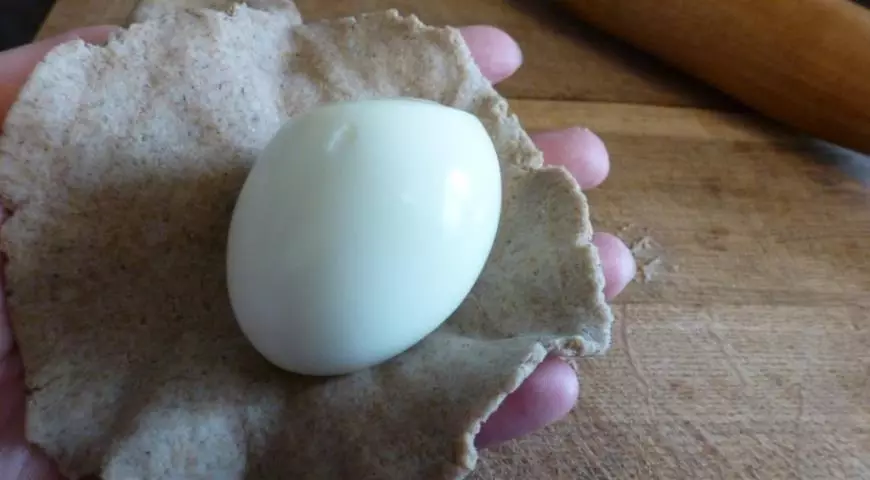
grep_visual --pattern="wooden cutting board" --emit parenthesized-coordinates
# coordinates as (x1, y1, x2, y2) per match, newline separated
(37, 1, 870, 479)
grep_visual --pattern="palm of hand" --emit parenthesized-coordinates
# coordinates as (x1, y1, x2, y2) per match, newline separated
(0, 25, 634, 479)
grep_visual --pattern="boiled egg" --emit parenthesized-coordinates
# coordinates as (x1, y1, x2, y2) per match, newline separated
(226, 98, 501, 376)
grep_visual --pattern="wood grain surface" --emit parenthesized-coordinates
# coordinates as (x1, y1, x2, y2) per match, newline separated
(559, 0, 870, 155)
(37, 1, 870, 479)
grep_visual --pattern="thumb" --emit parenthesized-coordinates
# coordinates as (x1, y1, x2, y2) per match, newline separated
(0, 83, 19, 130)
(0, 443, 66, 480)
(0, 25, 119, 85)
(0, 25, 119, 127)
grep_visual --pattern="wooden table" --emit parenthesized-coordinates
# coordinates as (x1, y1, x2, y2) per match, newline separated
(38, 1, 870, 479)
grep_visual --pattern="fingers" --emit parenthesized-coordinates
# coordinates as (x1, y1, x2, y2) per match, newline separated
(456, 26, 632, 297)
(0, 443, 65, 480)
(593, 233, 636, 300)
(0, 84, 18, 129)
(0, 25, 117, 86)
(532, 128, 610, 190)
(475, 232, 633, 449)
(529, 127, 632, 296)
(458, 26, 522, 84)
(458, 25, 631, 298)
(475, 122, 634, 449)
(458, 26, 612, 191)
(475, 356, 579, 449)
(0, 25, 118, 128)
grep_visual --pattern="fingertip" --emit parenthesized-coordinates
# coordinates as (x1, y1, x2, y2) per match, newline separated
(475, 356, 579, 449)
(459, 25, 523, 84)
(0, 83, 17, 128)
(592, 232, 636, 300)
(573, 128, 610, 187)
(534, 356, 580, 411)
(532, 127, 610, 189)
(0, 25, 120, 86)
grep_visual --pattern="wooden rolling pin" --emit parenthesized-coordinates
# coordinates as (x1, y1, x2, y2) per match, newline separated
(558, 0, 870, 154)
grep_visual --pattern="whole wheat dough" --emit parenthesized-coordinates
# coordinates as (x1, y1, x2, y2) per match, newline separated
(0, 6, 612, 479)
(129, 0, 302, 24)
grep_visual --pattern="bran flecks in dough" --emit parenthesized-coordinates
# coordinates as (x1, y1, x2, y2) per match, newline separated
(129, 0, 302, 24)
(0, 6, 612, 479)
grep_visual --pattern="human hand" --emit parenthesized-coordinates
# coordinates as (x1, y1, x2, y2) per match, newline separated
(0, 25, 635, 478)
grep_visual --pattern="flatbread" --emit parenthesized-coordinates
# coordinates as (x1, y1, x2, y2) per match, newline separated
(129, 0, 302, 24)
(0, 6, 612, 479)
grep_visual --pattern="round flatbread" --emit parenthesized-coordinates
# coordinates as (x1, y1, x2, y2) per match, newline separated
(0, 6, 612, 479)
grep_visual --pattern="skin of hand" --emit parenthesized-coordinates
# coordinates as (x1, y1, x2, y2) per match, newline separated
(0, 24, 635, 479)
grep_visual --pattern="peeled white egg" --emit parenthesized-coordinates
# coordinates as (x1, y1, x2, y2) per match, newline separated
(226, 98, 502, 376)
